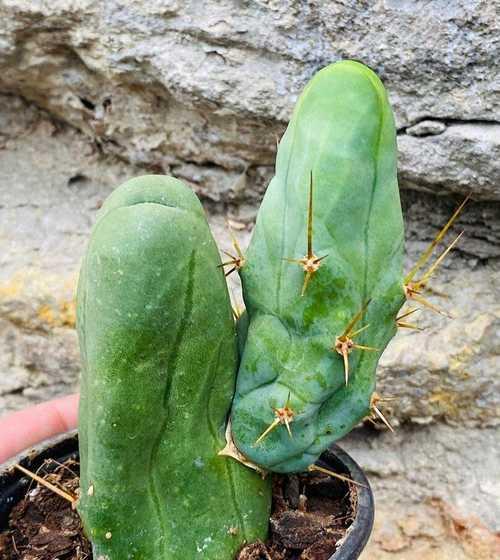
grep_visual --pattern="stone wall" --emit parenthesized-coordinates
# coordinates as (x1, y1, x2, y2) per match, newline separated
(0, 1, 499, 558)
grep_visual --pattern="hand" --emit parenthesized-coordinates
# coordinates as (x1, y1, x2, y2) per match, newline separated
(0, 393, 79, 464)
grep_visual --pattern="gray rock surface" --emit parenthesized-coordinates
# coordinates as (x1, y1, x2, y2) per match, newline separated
(399, 123, 500, 199)
(342, 424, 500, 531)
(0, 94, 137, 411)
(344, 425, 500, 559)
(0, 0, 499, 202)
(0, 1, 499, 553)
(406, 120, 447, 137)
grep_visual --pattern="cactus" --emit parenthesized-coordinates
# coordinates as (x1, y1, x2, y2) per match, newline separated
(76, 61, 467, 559)
(229, 60, 406, 473)
(77, 176, 271, 559)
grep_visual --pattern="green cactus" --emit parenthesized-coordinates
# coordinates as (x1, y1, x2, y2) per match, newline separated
(77, 175, 271, 559)
(75, 59, 464, 559)
(229, 60, 406, 473)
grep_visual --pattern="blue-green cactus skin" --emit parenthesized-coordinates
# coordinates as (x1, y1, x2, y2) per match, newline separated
(77, 176, 270, 559)
(230, 61, 405, 473)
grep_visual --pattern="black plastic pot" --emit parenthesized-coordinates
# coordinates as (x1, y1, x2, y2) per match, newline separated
(0, 433, 373, 559)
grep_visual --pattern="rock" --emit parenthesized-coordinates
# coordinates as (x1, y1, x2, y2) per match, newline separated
(399, 124, 500, 200)
(378, 266, 500, 428)
(360, 497, 500, 559)
(341, 423, 500, 532)
(406, 120, 447, 137)
(0, 1, 499, 200)
(0, 94, 136, 411)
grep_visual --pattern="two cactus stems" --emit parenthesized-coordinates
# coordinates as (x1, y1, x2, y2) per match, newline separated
(76, 60, 465, 559)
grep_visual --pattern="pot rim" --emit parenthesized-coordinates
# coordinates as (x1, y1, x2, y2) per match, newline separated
(0, 432, 373, 559)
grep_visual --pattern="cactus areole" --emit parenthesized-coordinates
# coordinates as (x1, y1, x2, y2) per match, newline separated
(230, 60, 405, 473)
(77, 60, 405, 558)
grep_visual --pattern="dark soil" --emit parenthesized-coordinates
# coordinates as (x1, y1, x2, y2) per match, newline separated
(238, 472, 356, 560)
(0, 459, 90, 560)
(0, 460, 356, 560)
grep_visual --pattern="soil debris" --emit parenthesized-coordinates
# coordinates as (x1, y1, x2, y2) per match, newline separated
(0, 459, 90, 560)
(237, 472, 356, 559)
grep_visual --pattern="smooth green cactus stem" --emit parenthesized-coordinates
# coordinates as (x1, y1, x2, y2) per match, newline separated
(77, 175, 271, 559)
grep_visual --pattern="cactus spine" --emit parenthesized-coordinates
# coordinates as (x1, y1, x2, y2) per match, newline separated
(77, 176, 271, 559)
